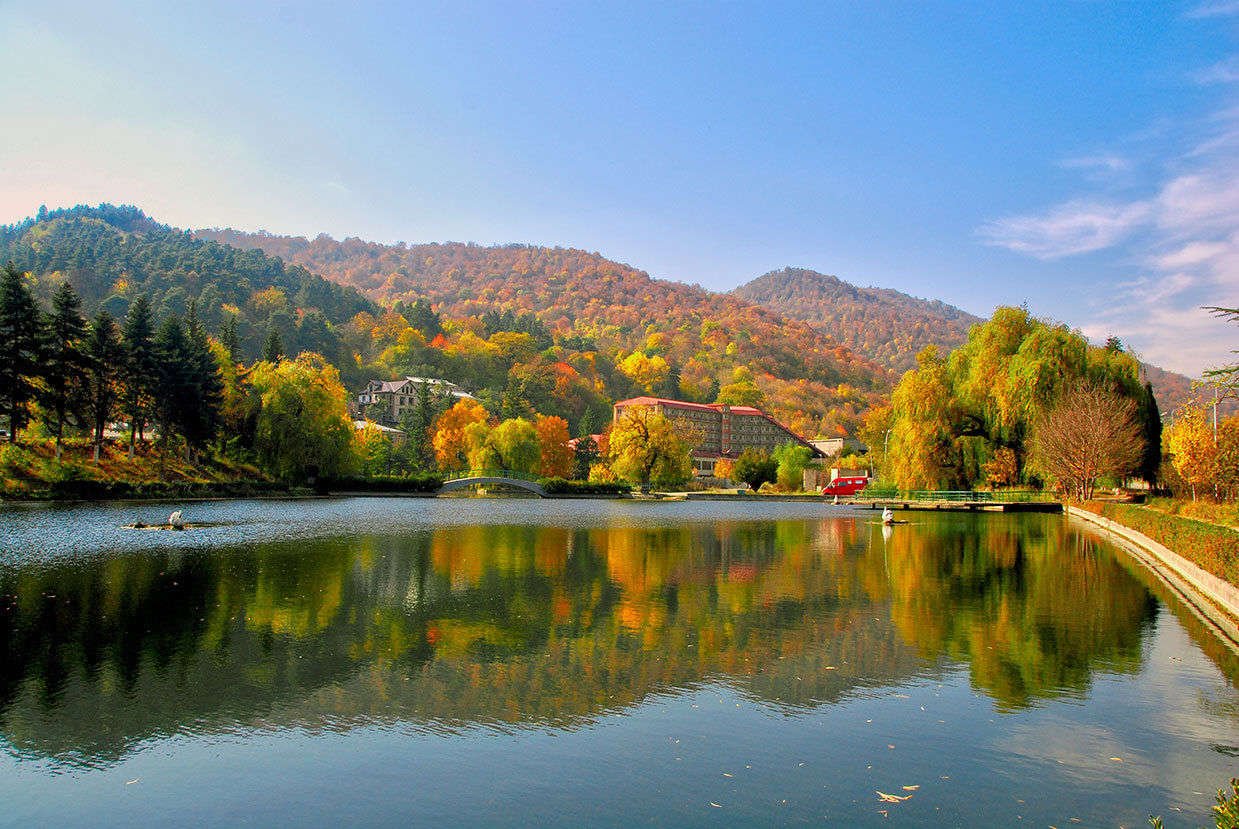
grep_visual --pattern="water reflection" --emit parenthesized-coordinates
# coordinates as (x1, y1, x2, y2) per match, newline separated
(0, 512, 1164, 765)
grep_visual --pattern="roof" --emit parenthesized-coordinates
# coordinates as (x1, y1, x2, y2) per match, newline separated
(364, 376, 475, 399)
(353, 420, 405, 434)
(614, 396, 764, 416)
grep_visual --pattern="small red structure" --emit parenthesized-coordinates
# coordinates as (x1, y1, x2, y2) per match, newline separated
(820, 475, 868, 497)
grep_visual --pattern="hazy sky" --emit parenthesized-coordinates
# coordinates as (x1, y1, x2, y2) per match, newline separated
(2, 1, 1237, 376)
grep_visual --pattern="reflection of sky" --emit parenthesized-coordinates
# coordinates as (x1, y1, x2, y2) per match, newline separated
(0, 498, 871, 563)
(996, 612, 1238, 821)
(4, 670, 1230, 828)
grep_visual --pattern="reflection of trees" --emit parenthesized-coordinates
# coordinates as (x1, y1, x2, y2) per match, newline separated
(880, 516, 1158, 710)
(0, 514, 1165, 764)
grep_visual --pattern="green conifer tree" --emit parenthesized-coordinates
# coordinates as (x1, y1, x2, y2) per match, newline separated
(185, 308, 223, 450)
(0, 263, 44, 444)
(85, 310, 123, 461)
(263, 327, 284, 362)
(40, 281, 90, 457)
(154, 316, 195, 454)
(121, 295, 158, 456)
(1138, 381, 1162, 485)
(219, 314, 241, 363)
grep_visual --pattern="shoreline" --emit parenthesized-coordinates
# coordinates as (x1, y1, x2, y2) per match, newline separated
(1067, 506, 1239, 651)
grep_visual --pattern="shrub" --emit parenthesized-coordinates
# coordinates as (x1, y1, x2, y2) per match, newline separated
(323, 474, 444, 493)
(1079, 501, 1239, 587)
(539, 477, 632, 496)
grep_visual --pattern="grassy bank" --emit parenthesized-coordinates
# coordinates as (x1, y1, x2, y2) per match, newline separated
(1143, 497, 1239, 531)
(1078, 501, 1239, 588)
(0, 440, 284, 501)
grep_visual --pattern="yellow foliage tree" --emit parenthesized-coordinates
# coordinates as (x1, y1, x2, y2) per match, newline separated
(1166, 402, 1217, 500)
(248, 353, 355, 482)
(432, 398, 490, 472)
(716, 365, 764, 407)
(607, 405, 692, 489)
(982, 447, 1019, 489)
(889, 347, 960, 490)
(618, 352, 670, 394)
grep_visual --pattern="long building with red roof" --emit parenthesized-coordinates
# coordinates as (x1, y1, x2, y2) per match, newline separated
(613, 396, 825, 476)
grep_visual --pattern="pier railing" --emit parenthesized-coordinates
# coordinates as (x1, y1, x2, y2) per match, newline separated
(852, 489, 1057, 503)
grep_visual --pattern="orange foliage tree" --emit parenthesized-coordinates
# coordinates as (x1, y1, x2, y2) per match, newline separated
(432, 398, 489, 471)
(535, 414, 573, 478)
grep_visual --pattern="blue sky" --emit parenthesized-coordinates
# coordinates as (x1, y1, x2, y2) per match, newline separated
(1, 1, 1236, 376)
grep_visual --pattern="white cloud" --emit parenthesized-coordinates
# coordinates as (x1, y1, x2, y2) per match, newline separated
(1186, 0, 1239, 18)
(1059, 154, 1131, 173)
(1193, 56, 1239, 84)
(978, 200, 1151, 259)
(977, 108, 1239, 377)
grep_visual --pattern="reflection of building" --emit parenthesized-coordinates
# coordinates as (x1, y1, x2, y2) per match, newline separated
(614, 396, 825, 476)
(357, 377, 474, 423)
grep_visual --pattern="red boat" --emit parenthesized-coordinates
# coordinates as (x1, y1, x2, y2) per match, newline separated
(821, 475, 869, 497)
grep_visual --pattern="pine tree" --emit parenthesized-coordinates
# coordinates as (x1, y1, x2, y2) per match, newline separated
(1138, 381, 1162, 485)
(40, 281, 90, 457)
(185, 308, 223, 450)
(263, 327, 284, 362)
(85, 310, 123, 461)
(121, 295, 158, 457)
(153, 315, 223, 457)
(572, 408, 601, 480)
(154, 316, 195, 453)
(219, 314, 241, 363)
(0, 263, 44, 444)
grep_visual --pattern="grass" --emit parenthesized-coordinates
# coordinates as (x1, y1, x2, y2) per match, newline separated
(0, 438, 277, 500)
(1078, 500, 1239, 588)
(1143, 496, 1239, 531)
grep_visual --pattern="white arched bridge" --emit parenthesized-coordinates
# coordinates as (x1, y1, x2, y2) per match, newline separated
(439, 469, 548, 497)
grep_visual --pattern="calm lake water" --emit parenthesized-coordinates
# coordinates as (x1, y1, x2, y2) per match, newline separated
(0, 498, 1236, 827)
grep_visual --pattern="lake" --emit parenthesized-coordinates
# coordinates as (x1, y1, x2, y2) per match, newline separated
(0, 498, 1236, 827)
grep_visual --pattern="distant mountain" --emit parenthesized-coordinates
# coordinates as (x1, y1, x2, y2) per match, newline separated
(733, 267, 982, 373)
(733, 266, 1202, 416)
(196, 229, 893, 436)
(6, 205, 1201, 436)
(0, 205, 375, 363)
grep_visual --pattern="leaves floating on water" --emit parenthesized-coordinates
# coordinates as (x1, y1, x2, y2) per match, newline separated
(876, 790, 913, 803)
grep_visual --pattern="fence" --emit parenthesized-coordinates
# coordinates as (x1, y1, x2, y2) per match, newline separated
(852, 489, 1057, 503)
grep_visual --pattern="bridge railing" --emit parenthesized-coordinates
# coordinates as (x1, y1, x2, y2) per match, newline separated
(442, 468, 544, 484)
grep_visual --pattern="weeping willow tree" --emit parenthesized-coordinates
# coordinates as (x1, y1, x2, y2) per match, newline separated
(884, 307, 1149, 491)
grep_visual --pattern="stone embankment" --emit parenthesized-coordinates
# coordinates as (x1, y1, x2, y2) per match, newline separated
(1068, 506, 1239, 649)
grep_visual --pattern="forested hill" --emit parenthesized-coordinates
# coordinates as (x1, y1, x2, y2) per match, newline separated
(732, 267, 982, 373)
(733, 266, 1209, 415)
(0, 205, 375, 363)
(196, 228, 894, 434)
